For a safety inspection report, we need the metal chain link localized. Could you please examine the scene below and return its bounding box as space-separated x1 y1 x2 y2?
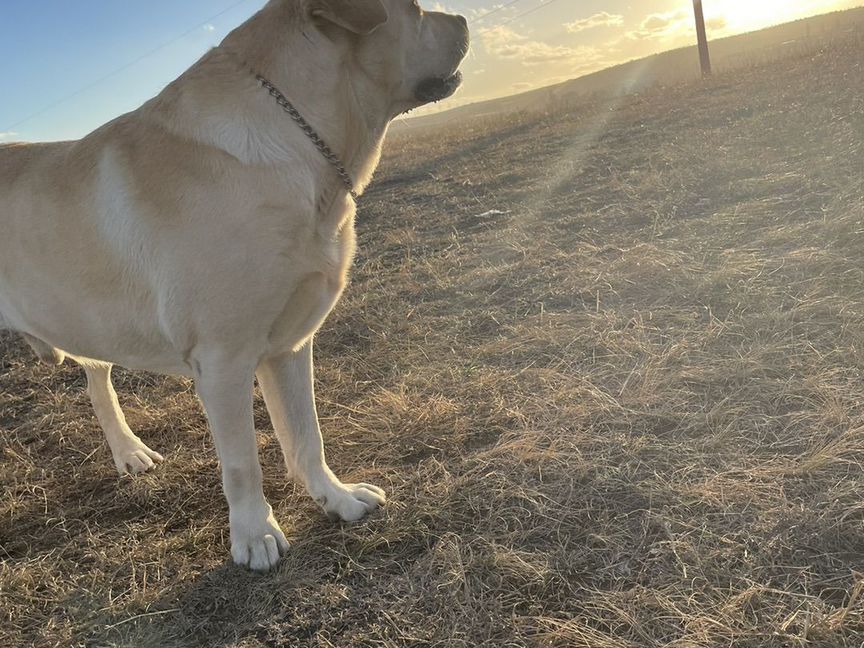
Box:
256 74 358 201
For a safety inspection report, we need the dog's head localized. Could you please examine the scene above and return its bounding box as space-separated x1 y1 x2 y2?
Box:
307 0 469 116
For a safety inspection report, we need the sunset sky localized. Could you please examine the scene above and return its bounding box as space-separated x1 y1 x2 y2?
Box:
1 0 861 142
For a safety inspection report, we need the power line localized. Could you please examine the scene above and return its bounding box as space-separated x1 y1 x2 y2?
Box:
482 0 566 32
471 0 526 24
3 0 257 133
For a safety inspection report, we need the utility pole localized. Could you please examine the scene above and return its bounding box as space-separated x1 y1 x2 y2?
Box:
693 0 712 77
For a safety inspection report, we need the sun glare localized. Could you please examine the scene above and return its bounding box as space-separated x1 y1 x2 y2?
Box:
712 0 836 32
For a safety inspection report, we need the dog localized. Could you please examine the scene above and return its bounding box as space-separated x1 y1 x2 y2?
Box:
0 0 469 571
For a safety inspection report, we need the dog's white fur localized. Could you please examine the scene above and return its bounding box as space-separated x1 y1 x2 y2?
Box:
0 0 467 571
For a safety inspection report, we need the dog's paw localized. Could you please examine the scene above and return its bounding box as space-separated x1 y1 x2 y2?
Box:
112 439 164 475
23 334 65 366
319 483 387 522
230 507 290 572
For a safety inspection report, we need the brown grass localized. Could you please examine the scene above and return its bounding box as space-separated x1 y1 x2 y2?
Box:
3 31 864 648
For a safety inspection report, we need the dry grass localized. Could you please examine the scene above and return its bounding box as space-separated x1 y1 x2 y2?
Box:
3 32 864 648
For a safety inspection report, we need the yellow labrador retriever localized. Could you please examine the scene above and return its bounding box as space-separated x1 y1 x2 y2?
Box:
0 0 468 571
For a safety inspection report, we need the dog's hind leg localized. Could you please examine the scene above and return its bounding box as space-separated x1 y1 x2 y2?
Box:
22 333 66 365
81 360 164 475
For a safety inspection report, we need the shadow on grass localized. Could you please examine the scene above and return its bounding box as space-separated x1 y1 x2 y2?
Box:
97 558 307 648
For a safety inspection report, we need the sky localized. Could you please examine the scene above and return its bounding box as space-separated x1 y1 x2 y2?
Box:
1 0 861 143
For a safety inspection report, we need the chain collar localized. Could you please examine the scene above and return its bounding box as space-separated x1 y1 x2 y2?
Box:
256 74 358 201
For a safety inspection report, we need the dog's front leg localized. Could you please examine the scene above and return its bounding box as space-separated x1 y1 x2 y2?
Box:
195 354 289 571
257 342 386 522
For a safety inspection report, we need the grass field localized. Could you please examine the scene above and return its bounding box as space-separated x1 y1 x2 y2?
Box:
2 30 864 648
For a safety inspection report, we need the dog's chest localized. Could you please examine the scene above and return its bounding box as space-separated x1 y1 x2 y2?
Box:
266 203 356 353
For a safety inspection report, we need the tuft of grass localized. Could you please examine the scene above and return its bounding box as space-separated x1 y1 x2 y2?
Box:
2 31 864 647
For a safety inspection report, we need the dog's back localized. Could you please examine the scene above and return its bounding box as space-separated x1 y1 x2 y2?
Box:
0 141 74 333
0 140 73 192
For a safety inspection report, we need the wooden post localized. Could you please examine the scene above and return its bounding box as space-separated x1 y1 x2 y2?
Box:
693 0 712 77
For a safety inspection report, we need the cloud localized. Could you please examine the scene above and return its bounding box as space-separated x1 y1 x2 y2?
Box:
565 11 624 33
482 26 603 67
470 2 518 21
626 9 692 40
706 16 728 31
203 23 216 32
433 1 493 21
430 2 451 12
0 131 19 142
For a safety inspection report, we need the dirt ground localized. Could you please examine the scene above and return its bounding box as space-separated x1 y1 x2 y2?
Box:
2 30 864 648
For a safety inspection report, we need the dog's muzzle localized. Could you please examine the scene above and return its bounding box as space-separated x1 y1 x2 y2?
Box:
414 71 463 104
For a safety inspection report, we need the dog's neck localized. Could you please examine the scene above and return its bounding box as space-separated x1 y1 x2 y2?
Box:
220 4 390 194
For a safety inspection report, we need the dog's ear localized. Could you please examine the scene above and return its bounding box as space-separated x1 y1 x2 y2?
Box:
310 0 389 35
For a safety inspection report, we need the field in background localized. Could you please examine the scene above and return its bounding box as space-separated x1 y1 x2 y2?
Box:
2 26 864 648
